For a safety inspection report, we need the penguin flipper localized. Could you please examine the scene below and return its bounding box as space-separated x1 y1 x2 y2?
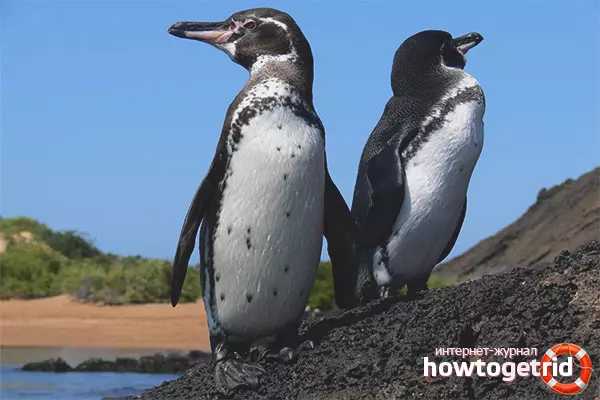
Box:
437 197 467 264
357 143 405 247
323 166 359 309
171 167 217 307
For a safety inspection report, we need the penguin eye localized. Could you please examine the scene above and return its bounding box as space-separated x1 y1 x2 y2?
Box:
244 21 257 30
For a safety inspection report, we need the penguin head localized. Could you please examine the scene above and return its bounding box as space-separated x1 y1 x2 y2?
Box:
391 30 483 94
168 8 312 72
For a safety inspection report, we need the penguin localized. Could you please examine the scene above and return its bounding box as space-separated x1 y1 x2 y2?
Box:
351 30 485 302
167 8 357 393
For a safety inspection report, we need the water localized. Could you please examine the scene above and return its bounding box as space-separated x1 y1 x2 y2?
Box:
0 347 181 400
0 366 178 399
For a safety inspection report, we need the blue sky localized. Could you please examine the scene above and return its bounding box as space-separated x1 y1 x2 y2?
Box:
2 0 599 264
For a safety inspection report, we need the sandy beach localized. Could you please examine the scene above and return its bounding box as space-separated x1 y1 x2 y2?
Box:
0 295 210 351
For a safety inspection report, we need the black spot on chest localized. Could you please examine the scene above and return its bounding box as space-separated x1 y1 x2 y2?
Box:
227 85 321 154
245 227 252 250
229 96 279 151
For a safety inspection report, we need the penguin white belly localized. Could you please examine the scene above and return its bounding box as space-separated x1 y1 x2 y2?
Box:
210 100 325 340
373 99 484 287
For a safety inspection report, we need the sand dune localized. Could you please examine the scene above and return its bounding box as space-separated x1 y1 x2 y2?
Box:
0 295 210 350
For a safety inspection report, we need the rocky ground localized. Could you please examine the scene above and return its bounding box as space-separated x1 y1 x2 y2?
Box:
128 239 600 400
437 167 600 281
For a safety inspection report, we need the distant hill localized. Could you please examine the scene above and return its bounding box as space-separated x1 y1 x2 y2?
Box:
0 217 101 258
436 167 600 281
0 217 200 305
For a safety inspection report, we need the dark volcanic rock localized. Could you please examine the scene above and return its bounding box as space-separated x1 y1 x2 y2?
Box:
75 357 121 372
437 167 600 281
21 358 73 372
133 240 600 400
75 357 141 372
136 352 208 374
22 351 210 374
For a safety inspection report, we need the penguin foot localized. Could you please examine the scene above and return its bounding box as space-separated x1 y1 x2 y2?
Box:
406 280 428 299
267 340 315 365
247 344 270 362
356 271 379 305
213 342 266 394
380 285 392 299
214 359 266 393
357 281 379 305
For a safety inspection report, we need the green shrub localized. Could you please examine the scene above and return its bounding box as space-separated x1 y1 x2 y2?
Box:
0 216 201 304
0 243 66 299
308 262 336 310
426 273 456 289
0 217 101 259
67 258 201 305
40 230 101 259
0 217 52 238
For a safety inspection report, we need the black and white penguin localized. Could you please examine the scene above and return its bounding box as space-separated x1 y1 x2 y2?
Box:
351 30 485 302
167 8 357 393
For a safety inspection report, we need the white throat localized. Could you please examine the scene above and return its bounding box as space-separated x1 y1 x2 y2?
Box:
250 47 299 75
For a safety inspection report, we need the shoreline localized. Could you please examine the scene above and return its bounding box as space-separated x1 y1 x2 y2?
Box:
0 345 203 367
0 295 210 351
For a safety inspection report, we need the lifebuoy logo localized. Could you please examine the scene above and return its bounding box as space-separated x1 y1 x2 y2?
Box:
540 343 593 396
424 343 593 396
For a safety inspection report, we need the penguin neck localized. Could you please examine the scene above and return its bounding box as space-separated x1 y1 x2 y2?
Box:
392 65 461 99
247 57 314 104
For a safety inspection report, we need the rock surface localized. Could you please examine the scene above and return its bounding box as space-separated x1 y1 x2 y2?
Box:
21 358 73 372
21 351 210 374
132 240 600 400
437 167 600 281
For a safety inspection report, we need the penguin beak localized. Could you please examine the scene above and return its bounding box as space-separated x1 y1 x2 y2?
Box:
453 32 484 55
168 21 234 44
